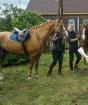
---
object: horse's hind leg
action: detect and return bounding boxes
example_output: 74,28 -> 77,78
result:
28,56 -> 34,80
34,54 -> 41,78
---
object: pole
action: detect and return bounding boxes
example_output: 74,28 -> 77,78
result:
57,0 -> 63,19
57,0 -> 60,19
61,0 -> 63,19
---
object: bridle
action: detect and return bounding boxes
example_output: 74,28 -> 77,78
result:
58,19 -> 69,37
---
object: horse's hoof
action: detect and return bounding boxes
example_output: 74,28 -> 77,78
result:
28,77 -> 32,80
35,75 -> 39,78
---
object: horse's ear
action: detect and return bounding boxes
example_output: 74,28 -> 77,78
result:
57,18 -> 63,24
55,19 -> 61,23
58,17 -> 62,22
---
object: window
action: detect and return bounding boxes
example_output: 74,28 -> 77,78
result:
68,19 -> 75,30
83,19 -> 88,25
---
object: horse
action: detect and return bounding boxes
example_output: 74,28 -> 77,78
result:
81,24 -> 88,51
78,24 -> 88,62
0,19 -> 63,79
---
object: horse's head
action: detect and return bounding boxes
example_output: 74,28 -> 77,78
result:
53,19 -> 63,33
82,24 -> 88,40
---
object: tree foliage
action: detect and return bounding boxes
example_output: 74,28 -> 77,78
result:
12,10 -> 46,29
0,3 -> 46,31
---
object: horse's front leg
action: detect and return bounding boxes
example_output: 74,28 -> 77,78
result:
28,56 -> 34,80
34,54 -> 41,78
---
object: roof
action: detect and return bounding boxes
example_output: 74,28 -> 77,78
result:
26,0 -> 88,15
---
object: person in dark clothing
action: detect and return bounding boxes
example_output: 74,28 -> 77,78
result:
68,25 -> 81,70
47,32 -> 64,76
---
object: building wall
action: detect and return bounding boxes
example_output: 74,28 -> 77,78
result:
42,14 -> 88,34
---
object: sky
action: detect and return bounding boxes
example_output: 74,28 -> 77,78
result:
0,0 -> 30,9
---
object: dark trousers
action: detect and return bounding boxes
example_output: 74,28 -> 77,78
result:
69,48 -> 81,70
47,50 -> 63,75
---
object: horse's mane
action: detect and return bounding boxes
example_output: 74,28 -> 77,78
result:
30,20 -> 53,32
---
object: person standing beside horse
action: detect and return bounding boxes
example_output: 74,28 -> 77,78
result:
47,32 -> 65,76
68,25 -> 81,71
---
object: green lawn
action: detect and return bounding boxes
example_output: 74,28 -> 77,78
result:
0,52 -> 88,105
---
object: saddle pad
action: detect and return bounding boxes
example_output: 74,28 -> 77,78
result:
10,34 -> 19,42
10,31 -> 30,42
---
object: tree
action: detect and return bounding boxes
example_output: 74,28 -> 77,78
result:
0,4 -> 21,31
12,10 -> 46,29
0,3 -> 46,31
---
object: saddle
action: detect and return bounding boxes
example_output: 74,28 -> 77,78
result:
10,28 -> 30,42
10,28 -> 31,56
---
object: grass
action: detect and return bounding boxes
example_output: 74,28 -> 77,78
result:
0,52 -> 88,105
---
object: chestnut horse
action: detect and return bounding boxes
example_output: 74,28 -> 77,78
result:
0,19 -> 63,79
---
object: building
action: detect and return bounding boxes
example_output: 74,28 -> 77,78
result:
27,0 -> 88,33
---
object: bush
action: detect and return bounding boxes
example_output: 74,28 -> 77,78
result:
2,54 -> 29,67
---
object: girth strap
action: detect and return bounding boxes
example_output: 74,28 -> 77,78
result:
20,30 -> 31,58
21,42 -> 30,58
